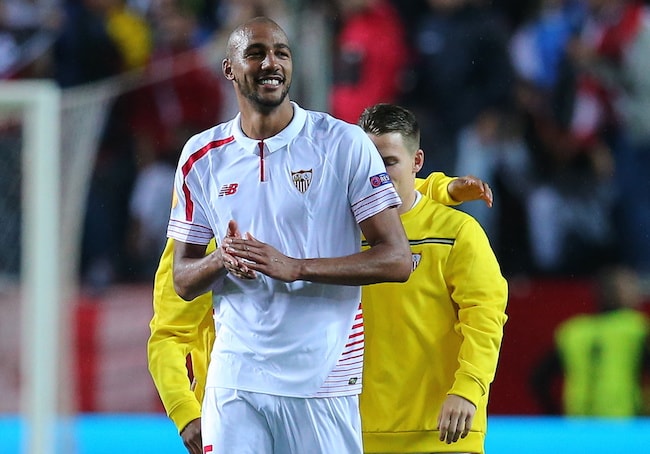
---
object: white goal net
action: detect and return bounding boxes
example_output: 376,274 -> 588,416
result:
0,78 -> 116,454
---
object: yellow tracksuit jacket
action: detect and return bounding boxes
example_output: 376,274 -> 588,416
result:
361,196 -> 508,453
147,240 -> 215,433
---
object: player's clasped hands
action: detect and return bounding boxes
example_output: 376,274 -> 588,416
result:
221,246 -> 256,280
222,230 -> 298,283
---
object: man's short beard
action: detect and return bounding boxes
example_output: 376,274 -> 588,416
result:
241,82 -> 291,114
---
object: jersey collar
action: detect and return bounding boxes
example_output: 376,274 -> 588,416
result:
231,102 -> 307,155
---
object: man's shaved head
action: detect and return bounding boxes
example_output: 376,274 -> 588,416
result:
226,16 -> 288,60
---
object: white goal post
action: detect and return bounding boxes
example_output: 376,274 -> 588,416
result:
0,80 -> 62,454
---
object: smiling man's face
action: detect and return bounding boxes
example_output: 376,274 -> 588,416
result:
223,20 -> 293,113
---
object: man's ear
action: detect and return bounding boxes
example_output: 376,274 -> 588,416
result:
413,149 -> 424,174
223,59 -> 234,80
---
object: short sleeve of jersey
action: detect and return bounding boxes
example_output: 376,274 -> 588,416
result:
166,137 -> 214,245
344,125 -> 401,223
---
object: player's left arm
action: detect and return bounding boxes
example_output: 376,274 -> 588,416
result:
438,218 -> 508,440
222,207 -> 412,285
416,172 -> 493,207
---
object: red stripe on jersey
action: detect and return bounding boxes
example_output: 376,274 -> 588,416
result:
326,361 -> 364,373
204,446 -> 213,453
340,348 -> 364,358
345,339 -> 364,348
181,136 -> 234,221
314,305 -> 364,397
258,141 -> 265,182
352,186 -> 401,221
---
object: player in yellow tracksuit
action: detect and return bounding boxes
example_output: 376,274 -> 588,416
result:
358,104 -> 507,454
147,240 -> 214,454
147,117 -> 494,453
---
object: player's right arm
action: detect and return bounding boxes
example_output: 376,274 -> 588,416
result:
173,241 -> 227,301
416,172 -> 493,207
147,238 -> 215,452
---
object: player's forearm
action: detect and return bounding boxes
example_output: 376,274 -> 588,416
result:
297,241 -> 411,285
452,299 -> 508,404
173,250 -> 226,301
447,229 -> 508,402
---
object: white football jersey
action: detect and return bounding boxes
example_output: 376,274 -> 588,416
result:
167,103 -> 401,397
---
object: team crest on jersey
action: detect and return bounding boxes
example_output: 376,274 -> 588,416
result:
412,253 -> 421,272
369,172 -> 391,188
291,169 -> 312,193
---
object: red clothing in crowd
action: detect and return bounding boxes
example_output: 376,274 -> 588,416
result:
130,48 -> 223,159
571,1 -> 647,148
329,0 -> 410,124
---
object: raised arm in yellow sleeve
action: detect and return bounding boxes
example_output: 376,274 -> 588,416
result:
147,238 -> 216,434
415,172 -> 458,206
416,172 -> 493,207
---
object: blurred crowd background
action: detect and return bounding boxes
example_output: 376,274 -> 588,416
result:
1,0 -> 650,418
2,0 -> 650,286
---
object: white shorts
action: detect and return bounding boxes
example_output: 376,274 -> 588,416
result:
202,387 -> 363,454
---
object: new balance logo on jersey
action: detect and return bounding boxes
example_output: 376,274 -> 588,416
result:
218,183 -> 238,197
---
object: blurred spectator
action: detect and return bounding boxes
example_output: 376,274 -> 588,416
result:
104,0 -> 152,71
328,0 -> 410,123
404,0 -> 515,176
453,101 -> 532,259
523,142 -> 618,275
0,29 -> 20,76
51,0 -> 132,289
566,0 -> 650,277
0,0 -> 46,33
531,265 -> 650,416
400,0 -> 518,255
127,161 -> 176,279
130,0 -> 222,158
0,0 -> 61,79
506,0 -> 620,275
127,0 -> 222,42
509,0 -> 586,95
57,0 -> 153,288
124,0 -> 223,279
52,0 -> 123,87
